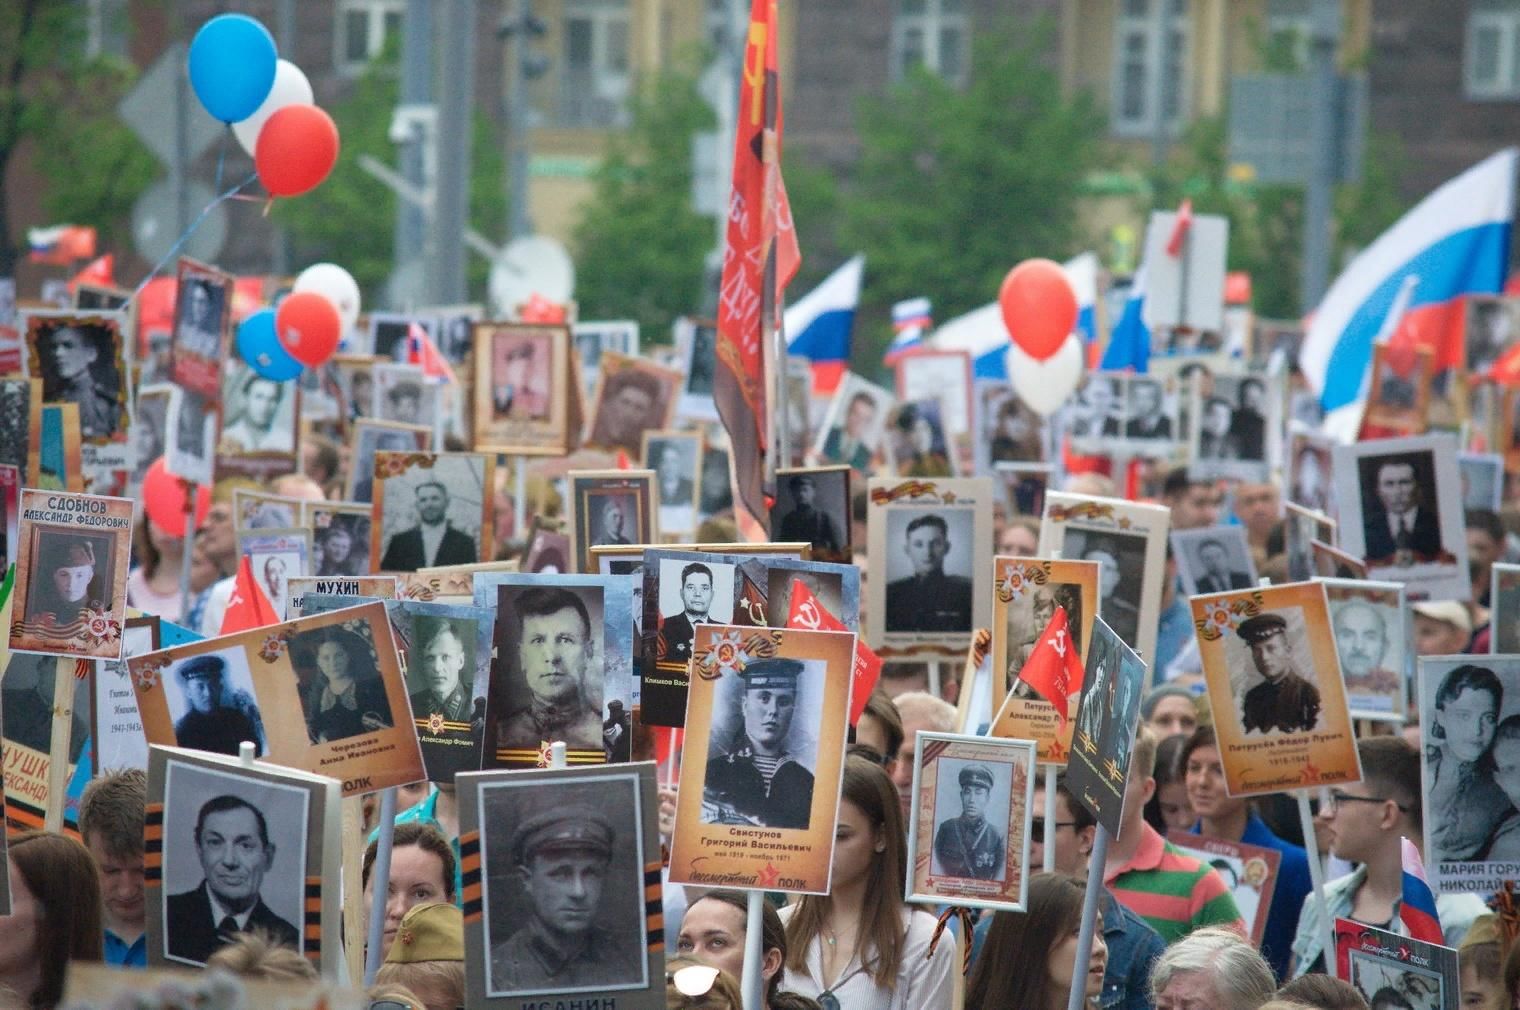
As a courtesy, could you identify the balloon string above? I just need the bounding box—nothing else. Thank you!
[121,171,259,311]
[212,126,229,192]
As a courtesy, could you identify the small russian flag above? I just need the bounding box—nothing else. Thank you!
[1399,836,1443,945]
[405,322,457,385]
[892,296,932,332]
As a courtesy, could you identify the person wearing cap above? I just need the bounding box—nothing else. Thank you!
[702,658,815,829]
[499,587,603,751]
[933,764,1004,879]
[1237,613,1321,735]
[775,473,842,559]
[1412,600,1473,656]
[603,698,631,762]
[884,514,973,632]
[30,535,101,622]
[377,901,466,1010]
[490,804,641,989]
[172,654,262,757]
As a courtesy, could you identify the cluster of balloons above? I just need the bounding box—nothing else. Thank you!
[998,258,1084,416]
[188,14,339,198]
[237,262,361,381]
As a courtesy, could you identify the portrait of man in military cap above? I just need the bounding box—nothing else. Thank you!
[1234,611,1322,735]
[165,650,266,758]
[482,775,647,996]
[25,531,110,623]
[932,762,1006,881]
[771,467,850,563]
[701,657,818,829]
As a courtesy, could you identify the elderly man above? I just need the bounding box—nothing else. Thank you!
[490,803,641,989]
[1237,613,1321,734]
[380,481,478,571]
[702,657,814,829]
[1150,926,1276,1010]
[1332,599,1394,690]
[933,764,1004,879]
[499,587,602,751]
[166,795,298,964]
[410,622,473,723]
[260,556,288,616]
[172,655,261,758]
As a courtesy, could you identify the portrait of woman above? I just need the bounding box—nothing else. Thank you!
[316,521,367,578]
[298,626,395,744]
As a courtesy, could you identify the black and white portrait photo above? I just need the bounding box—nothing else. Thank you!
[131,385,172,487]
[654,558,737,668]
[477,771,649,997]
[166,386,214,484]
[771,467,849,563]
[374,364,438,427]
[290,622,394,744]
[2,652,87,761]
[218,364,296,455]
[1224,610,1323,736]
[407,613,482,726]
[234,490,300,531]
[0,378,32,474]
[1002,577,1087,695]
[701,657,823,829]
[1123,376,1176,444]
[1067,374,1122,442]
[572,319,639,387]
[163,649,267,758]
[1324,580,1407,721]
[348,421,428,504]
[883,510,975,634]
[1190,374,1272,481]
[1492,565,1520,654]
[1465,295,1518,376]
[1172,526,1257,597]
[1288,434,1333,514]
[930,760,1008,881]
[699,447,733,520]
[591,492,637,547]
[887,399,954,478]
[682,320,717,399]
[646,433,701,536]
[313,511,371,578]
[1419,655,1520,893]
[375,453,489,572]
[436,309,478,364]
[813,375,891,472]
[160,760,307,965]
[570,471,655,572]
[1062,528,1147,652]
[24,529,113,624]
[173,276,228,361]
[494,583,608,754]
[1459,452,1504,513]
[237,532,309,619]
[977,383,1046,473]
[28,315,125,441]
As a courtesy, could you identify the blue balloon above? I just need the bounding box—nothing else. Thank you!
[187,14,278,124]
[237,308,303,381]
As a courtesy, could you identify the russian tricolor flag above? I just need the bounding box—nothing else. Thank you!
[784,254,864,395]
[884,297,931,365]
[1399,836,1443,945]
[1301,148,1517,422]
[1101,264,1150,374]
[931,253,1098,379]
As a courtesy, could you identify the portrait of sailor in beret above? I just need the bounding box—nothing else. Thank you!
[1236,612,1322,735]
[932,763,1006,880]
[701,657,816,830]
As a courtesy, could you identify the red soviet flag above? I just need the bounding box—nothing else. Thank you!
[1017,606,1084,725]
[786,578,880,725]
[219,555,280,635]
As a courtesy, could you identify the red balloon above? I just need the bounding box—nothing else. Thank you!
[142,458,211,539]
[999,259,1079,361]
[255,103,339,198]
[275,291,342,367]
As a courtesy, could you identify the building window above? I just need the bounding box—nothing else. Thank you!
[336,0,405,74]
[83,0,130,60]
[890,0,970,86]
[1467,0,1520,99]
[1112,0,1190,137]
[1264,0,1310,71]
[558,0,631,128]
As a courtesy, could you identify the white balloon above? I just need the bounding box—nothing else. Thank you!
[232,59,314,157]
[292,262,361,335]
[1006,334,1085,416]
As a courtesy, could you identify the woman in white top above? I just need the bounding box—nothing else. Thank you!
[779,755,957,1010]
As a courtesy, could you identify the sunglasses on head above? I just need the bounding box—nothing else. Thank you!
[669,963,722,998]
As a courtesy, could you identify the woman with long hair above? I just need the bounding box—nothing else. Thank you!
[968,872,1107,1010]
[678,891,787,1010]
[779,756,955,1010]
[1,831,104,1009]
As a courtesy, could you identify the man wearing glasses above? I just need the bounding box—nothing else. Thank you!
[1285,737,1489,978]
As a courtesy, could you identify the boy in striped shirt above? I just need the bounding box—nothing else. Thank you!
[1103,727,1246,942]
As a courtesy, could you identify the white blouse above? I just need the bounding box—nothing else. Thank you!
[776,905,958,1010]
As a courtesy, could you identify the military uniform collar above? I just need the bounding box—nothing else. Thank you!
[523,917,599,974]
[731,740,802,766]
[528,694,586,732]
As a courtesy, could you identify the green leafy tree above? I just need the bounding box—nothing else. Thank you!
[0,2,158,274]
[840,26,1106,375]
[572,68,715,339]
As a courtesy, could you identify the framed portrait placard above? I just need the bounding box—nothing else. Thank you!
[164,384,215,486]
[286,576,396,619]
[1286,430,1335,515]
[865,477,994,661]
[144,744,340,970]
[1165,831,1281,945]
[129,601,425,796]
[673,317,718,421]
[987,557,1098,764]
[236,529,311,621]
[585,352,681,456]
[771,465,851,564]
[1317,578,1409,722]
[0,378,38,477]
[24,311,131,479]
[568,469,656,574]
[130,384,173,492]
[644,430,704,539]
[1038,492,1171,665]
[1333,918,1459,1010]
[1190,581,1362,797]
[1186,373,1275,483]
[458,761,665,1010]
[475,573,636,768]
[10,489,133,659]
[812,372,894,472]
[667,624,855,893]
[1065,618,1147,836]
[1332,433,1470,601]
[472,322,571,455]
[303,500,374,578]
[1459,451,1504,512]
[895,349,973,437]
[1172,525,1258,597]
[1492,563,1520,653]
[89,615,160,773]
[1417,654,1520,895]
[169,257,234,397]
[216,361,301,480]
[346,419,431,504]
[232,489,304,531]
[572,319,640,394]
[370,451,496,573]
[975,381,1048,475]
[2,652,87,832]
[905,732,1035,912]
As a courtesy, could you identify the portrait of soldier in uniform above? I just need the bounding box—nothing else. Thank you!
[701,657,815,829]
[27,534,107,623]
[409,619,475,724]
[884,513,973,632]
[169,655,265,758]
[499,586,603,752]
[591,367,666,456]
[1235,613,1322,735]
[489,800,642,992]
[166,794,299,965]
[772,471,845,561]
[35,321,122,440]
[932,763,1005,880]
